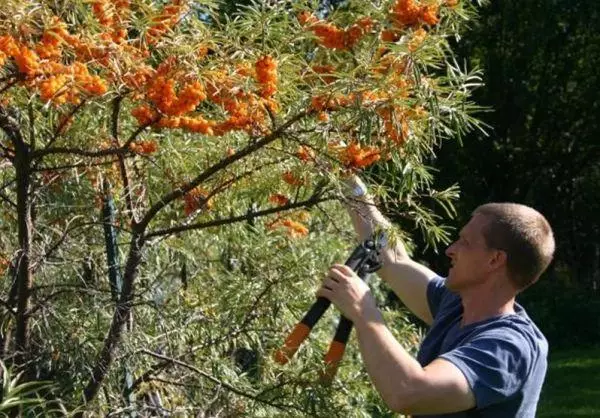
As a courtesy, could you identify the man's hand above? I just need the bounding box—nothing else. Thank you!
[342,174,369,199]
[316,264,381,324]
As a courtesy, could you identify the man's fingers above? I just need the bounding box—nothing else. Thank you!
[316,285,333,300]
[329,264,354,280]
[325,277,339,288]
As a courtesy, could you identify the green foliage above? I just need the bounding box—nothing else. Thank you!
[0,360,64,415]
[0,0,483,415]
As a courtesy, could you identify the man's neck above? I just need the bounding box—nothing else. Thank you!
[459,279,516,327]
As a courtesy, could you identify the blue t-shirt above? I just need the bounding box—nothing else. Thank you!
[415,277,548,417]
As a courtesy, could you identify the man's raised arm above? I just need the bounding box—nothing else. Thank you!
[344,176,438,325]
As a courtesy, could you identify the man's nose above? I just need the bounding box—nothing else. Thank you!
[445,242,456,258]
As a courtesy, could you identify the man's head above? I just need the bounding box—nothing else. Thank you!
[445,203,555,292]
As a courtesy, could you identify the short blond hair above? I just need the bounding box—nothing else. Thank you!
[473,203,555,291]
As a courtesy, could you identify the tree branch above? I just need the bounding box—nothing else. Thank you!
[138,110,310,230]
[146,194,333,239]
[32,158,122,173]
[32,119,153,160]
[111,96,136,223]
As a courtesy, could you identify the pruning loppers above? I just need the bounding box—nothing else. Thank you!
[274,235,384,382]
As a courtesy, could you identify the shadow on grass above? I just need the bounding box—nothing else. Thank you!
[537,348,600,417]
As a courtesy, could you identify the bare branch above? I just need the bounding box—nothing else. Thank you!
[32,217,89,272]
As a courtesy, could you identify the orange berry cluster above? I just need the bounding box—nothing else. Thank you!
[129,140,158,155]
[296,145,315,162]
[122,65,155,91]
[255,55,278,98]
[372,53,408,75]
[0,18,112,105]
[282,171,305,187]
[269,193,290,206]
[380,29,401,43]
[131,105,158,126]
[38,63,108,105]
[183,187,213,216]
[128,59,221,135]
[378,106,410,145]
[147,0,185,44]
[202,66,279,136]
[389,0,439,28]
[0,36,19,67]
[211,94,269,136]
[147,77,207,116]
[310,93,354,112]
[36,18,71,59]
[91,0,131,44]
[333,141,382,169]
[92,0,114,27]
[130,60,279,138]
[317,111,329,122]
[408,28,428,51]
[310,64,337,85]
[268,218,309,238]
[300,13,375,50]
[235,61,254,78]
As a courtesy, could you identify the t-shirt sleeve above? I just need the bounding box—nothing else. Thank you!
[439,329,533,408]
[426,276,449,319]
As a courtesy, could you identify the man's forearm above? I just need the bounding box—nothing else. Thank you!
[354,309,476,414]
[345,196,409,260]
[354,308,425,413]
[344,179,437,324]
[346,195,390,239]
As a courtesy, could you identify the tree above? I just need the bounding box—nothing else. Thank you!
[0,0,480,414]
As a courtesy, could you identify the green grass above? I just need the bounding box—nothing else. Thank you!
[537,347,600,417]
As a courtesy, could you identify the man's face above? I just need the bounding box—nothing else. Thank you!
[445,213,496,291]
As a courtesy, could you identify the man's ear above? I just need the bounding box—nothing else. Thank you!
[489,249,507,270]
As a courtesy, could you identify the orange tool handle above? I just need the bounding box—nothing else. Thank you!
[321,340,347,383]
[273,323,311,365]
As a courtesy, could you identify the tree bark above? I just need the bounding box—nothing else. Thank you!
[0,107,33,368]
[82,231,144,404]
[13,142,33,368]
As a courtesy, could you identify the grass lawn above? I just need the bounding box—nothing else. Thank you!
[537,347,600,417]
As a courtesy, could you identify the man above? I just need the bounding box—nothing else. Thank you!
[317,176,554,416]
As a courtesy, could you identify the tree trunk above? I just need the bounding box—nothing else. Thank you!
[13,135,33,369]
[82,232,144,404]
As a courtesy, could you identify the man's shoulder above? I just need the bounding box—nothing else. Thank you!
[467,310,548,361]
